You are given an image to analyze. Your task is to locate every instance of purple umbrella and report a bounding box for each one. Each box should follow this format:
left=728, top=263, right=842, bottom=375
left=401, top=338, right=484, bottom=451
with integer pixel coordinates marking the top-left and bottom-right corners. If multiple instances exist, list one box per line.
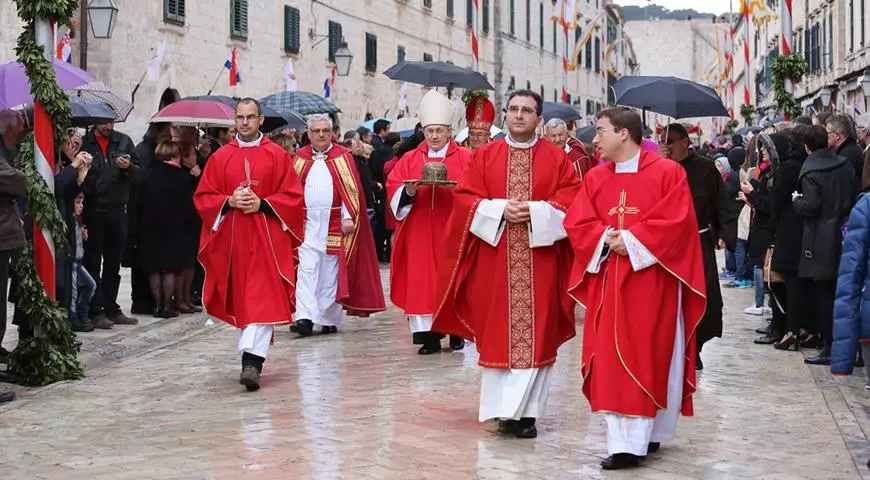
left=0, top=59, right=92, bottom=109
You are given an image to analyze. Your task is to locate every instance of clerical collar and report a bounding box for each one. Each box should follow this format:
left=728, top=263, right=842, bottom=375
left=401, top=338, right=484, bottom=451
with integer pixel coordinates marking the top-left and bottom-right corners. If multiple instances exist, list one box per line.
left=614, top=149, right=641, bottom=173
left=506, top=134, right=538, bottom=149
left=563, top=143, right=571, bottom=154
left=236, top=133, right=263, bottom=148
left=428, top=143, right=449, bottom=158
left=313, top=144, right=333, bottom=157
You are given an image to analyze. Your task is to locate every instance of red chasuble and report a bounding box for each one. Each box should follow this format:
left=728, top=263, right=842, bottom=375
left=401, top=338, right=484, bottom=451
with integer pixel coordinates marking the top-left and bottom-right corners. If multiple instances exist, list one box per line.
left=194, top=137, right=304, bottom=329
left=386, top=140, right=472, bottom=315
left=293, top=143, right=386, bottom=315
left=567, top=137, right=594, bottom=180
left=564, top=150, right=707, bottom=418
left=432, top=139, right=580, bottom=368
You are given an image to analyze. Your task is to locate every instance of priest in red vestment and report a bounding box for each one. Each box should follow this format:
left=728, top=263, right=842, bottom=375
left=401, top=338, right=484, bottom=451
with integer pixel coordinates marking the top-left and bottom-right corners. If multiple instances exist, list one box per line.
left=433, top=90, right=581, bottom=439
left=465, top=96, right=496, bottom=151
left=544, top=118, right=593, bottom=180
left=194, top=98, right=305, bottom=392
left=387, top=90, right=472, bottom=354
left=289, top=114, right=385, bottom=337
left=564, top=107, right=706, bottom=470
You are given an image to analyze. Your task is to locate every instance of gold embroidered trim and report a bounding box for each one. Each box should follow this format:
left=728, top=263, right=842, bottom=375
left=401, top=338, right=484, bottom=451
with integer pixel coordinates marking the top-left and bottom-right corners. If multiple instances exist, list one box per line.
left=506, top=146, right=535, bottom=369
left=326, top=234, right=342, bottom=248
left=330, top=153, right=361, bottom=259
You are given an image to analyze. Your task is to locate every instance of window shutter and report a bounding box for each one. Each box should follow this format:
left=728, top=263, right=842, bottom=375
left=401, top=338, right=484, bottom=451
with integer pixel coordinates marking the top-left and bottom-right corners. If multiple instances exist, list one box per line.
left=365, top=33, right=378, bottom=72
left=398, top=45, right=406, bottom=63
left=467, top=0, right=473, bottom=27
left=231, top=0, right=249, bottom=40
left=284, top=6, right=300, bottom=53
left=328, top=21, right=342, bottom=62
left=423, top=53, right=433, bottom=62
left=482, top=0, right=490, bottom=33
left=447, top=0, right=454, bottom=18
left=423, top=0, right=432, bottom=8
left=164, top=0, right=185, bottom=24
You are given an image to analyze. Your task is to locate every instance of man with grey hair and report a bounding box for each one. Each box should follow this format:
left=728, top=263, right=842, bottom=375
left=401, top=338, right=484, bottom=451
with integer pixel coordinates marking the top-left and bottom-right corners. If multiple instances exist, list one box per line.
left=826, top=114, right=864, bottom=190
left=543, top=117, right=592, bottom=179
left=856, top=114, right=870, bottom=190
left=290, top=115, right=385, bottom=337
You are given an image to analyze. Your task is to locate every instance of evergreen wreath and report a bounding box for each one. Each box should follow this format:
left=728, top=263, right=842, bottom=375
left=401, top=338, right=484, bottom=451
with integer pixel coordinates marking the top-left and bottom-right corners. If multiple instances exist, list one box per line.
left=739, top=104, right=755, bottom=126
left=772, top=54, right=808, bottom=120
left=9, top=0, right=84, bottom=386
left=462, top=89, right=489, bottom=107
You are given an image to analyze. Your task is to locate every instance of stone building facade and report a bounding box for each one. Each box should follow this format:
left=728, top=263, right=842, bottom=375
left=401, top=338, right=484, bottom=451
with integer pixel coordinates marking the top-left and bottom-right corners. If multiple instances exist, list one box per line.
left=1, top=0, right=636, bottom=139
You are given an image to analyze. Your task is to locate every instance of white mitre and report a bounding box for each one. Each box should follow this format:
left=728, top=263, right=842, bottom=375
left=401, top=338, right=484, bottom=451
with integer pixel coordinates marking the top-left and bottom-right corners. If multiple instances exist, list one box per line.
left=417, top=90, right=455, bottom=128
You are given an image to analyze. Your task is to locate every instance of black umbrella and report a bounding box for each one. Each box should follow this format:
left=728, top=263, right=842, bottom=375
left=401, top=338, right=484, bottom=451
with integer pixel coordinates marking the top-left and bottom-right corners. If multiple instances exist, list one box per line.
left=542, top=102, right=582, bottom=122
left=383, top=61, right=494, bottom=90
left=183, top=95, right=306, bottom=132
left=612, top=76, right=728, bottom=119
left=575, top=124, right=596, bottom=143
left=68, top=97, right=116, bottom=127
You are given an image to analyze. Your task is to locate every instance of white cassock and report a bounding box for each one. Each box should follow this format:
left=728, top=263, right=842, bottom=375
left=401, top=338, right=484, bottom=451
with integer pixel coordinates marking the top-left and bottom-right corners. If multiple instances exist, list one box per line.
left=295, top=147, right=351, bottom=328
left=389, top=143, right=449, bottom=334
left=589, top=152, right=686, bottom=456
left=467, top=135, right=569, bottom=422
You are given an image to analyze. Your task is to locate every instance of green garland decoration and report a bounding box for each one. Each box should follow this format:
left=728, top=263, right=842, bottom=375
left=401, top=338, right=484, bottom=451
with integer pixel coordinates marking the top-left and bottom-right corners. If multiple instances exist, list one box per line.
left=462, top=89, right=489, bottom=106
left=772, top=54, right=808, bottom=120
left=9, top=0, right=84, bottom=386
left=723, top=119, right=739, bottom=135
left=739, top=104, right=755, bottom=126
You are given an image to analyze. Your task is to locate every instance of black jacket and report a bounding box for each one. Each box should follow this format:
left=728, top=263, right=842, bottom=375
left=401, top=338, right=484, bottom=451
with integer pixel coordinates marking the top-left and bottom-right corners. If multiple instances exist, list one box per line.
left=81, top=129, right=140, bottom=210
left=746, top=165, right=774, bottom=266
left=369, top=136, right=393, bottom=185
left=353, top=154, right=376, bottom=210
left=793, top=148, right=856, bottom=279
left=769, top=160, right=803, bottom=273
left=835, top=138, right=864, bottom=191
left=0, top=141, right=27, bottom=251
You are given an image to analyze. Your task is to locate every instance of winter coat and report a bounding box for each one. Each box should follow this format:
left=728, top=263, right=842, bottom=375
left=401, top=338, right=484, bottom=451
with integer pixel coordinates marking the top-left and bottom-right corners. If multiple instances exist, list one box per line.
left=81, top=129, right=140, bottom=210
left=793, top=148, right=857, bottom=280
left=769, top=160, right=803, bottom=272
left=835, top=138, right=864, bottom=193
left=0, top=141, right=27, bottom=251
left=746, top=164, right=773, bottom=267
left=831, top=194, right=870, bottom=375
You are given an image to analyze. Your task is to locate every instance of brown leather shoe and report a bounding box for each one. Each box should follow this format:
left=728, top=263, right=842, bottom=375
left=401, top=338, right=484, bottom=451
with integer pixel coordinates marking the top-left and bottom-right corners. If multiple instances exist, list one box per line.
left=91, top=313, right=114, bottom=330
left=109, top=312, right=139, bottom=325
left=239, top=366, right=260, bottom=391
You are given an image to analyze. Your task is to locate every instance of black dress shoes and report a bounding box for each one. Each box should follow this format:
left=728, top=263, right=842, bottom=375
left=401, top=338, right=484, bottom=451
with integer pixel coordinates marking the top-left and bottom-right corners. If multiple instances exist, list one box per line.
left=449, top=335, right=465, bottom=351
left=417, top=341, right=442, bottom=355
left=292, top=319, right=314, bottom=336
left=601, top=453, right=641, bottom=470
left=513, top=418, right=537, bottom=438
left=805, top=346, right=832, bottom=366
left=239, top=366, right=261, bottom=391
left=0, top=391, right=14, bottom=404
left=321, top=326, right=338, bottom=334
left=497, top=419, right=516, bottom=433
left=754, top=333, right=779, bottom=345
left=695, top=353, right=704, bottom=371
left=647, top=442, right=660, bottom=453
left=755, top=324, right=772, bottom=335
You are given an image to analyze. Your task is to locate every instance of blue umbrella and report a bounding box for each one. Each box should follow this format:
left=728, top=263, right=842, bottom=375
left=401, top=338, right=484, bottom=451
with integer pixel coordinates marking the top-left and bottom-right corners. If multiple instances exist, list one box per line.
left=612, top=76, right=729, bottom=119
left=360, top=117, right=395, bottom=130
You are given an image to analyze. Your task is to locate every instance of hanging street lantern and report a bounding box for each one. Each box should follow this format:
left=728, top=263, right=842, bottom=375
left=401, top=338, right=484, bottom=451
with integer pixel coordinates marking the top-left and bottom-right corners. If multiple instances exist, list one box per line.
left=87, top=0, right=120, bottom=39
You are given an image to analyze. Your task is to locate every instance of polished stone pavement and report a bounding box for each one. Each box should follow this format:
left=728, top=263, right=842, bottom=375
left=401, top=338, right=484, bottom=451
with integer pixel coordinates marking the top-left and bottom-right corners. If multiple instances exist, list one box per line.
left=0, top=268, right=868, bottom=479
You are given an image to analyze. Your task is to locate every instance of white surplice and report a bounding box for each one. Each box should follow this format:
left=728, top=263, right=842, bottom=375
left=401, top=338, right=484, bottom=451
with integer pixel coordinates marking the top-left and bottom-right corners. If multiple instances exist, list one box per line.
left=592, top=150, right=686, bottom=456
left=295, top=145, right=351, bottom=327
left=238, top=324, right=274, bottom=359
left=472, top=134, right=567, bottom=422
left=389, top=143, right=449, bottom=334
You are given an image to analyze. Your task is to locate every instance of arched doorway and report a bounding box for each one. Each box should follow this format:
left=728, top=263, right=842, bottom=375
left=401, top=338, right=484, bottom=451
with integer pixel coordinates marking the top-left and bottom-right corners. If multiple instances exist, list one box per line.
left=159, top=88, right=180, bottom=109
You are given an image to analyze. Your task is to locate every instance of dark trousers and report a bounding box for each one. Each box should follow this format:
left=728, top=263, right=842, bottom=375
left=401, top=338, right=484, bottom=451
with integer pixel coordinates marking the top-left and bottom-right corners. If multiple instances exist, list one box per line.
left=810, top=279, right=837, bottom=348
left=373, top=202, right=390, bottom=261
left=130, top=267, right=152, bottom=308
left=83, top=208, right=126, bottom=318
left=0, top=250, right=11, bottom=346
left=769, top=281, right=787, bottom=336
left=783, top=274, right=812, bottom=335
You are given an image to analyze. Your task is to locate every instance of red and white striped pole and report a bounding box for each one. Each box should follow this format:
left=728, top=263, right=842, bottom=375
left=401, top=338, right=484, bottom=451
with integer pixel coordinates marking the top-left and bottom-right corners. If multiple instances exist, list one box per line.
left=33, top=18, right=56, bottom=299
left=781, top=0, right=793, bottom=120
left=562, top=22, right=569, bottom=103
left=743, top=1, right=751, bottom=107
left=471, top=0, right=479, bottom=71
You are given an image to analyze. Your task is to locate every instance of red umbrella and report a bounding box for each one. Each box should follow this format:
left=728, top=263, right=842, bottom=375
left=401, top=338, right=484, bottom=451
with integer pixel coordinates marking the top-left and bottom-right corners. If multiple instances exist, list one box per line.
left=149, top=99, right=235, bottom=126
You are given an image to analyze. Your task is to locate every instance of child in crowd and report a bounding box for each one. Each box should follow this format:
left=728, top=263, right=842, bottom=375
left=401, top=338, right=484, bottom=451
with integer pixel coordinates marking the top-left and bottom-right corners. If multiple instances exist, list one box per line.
left=71, top=193, right=96, bottom=329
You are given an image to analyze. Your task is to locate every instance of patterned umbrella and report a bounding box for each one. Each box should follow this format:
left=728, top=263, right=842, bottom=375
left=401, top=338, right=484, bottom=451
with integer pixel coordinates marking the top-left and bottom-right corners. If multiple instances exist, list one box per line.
left=184, top=95, right=306, bottom=132
left=260, top=91, right=341, bottom=115
left=68, top=98, right=116, bottom=127
left=67, top=82, right=133, bottom=122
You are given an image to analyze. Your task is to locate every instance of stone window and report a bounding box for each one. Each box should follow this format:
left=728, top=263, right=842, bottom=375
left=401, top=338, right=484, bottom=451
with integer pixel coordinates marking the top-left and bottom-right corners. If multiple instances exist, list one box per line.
left=539, top=3, right=544, bottom=47
left=447, top=0, right=454, bottom=19
left=164, top=0, right=185, bottom=25
left=594, top=36, right=600, bottom=73
left=365, top=33, right=378, bottom=72
left=423, top=53, right=433, bottom=62
left=467, top=0, right=473, bottom=27
left=482, top=0, right=490, bottom=33
left=525, top=0, right=531, bottom=41
left=283, top=6, right=300, bottom=54
left=397, top=45, right=406, bottom=63
left=423, top=0, right=432, bottom=9
left=328, top=21, right=342, bottom=63
left=552, top=20, right=557, bottom=54
left=230, top=0, right=248, bottom=41
left=509, top=0, right=515, bottom=35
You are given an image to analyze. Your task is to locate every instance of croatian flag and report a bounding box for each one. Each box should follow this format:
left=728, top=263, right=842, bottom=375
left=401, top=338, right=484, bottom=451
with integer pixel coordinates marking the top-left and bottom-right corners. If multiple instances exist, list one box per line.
left=323, top=66, right=335, bottom=98
left=224, top=48, right=241, bottom=86
left=56, top=30, right=72, bottom=63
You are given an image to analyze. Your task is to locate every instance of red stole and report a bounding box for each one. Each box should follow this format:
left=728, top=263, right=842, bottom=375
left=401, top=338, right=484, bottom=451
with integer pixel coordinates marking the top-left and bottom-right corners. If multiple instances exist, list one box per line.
left=432, top=139, right=581, bottom=368
left=294, top=144, right=386, bottom=315
left=386, top=140, right=472, bottom=314
left=564, top=150, right=707, bottom=418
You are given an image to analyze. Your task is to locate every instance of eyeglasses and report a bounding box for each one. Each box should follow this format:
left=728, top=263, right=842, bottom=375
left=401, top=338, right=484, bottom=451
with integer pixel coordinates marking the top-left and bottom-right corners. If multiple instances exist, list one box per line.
left=309, top=128, right=331, bottom=135
left=235, top=114, right=261, bottom=122
left=507, top=105, right=538, bottom=115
